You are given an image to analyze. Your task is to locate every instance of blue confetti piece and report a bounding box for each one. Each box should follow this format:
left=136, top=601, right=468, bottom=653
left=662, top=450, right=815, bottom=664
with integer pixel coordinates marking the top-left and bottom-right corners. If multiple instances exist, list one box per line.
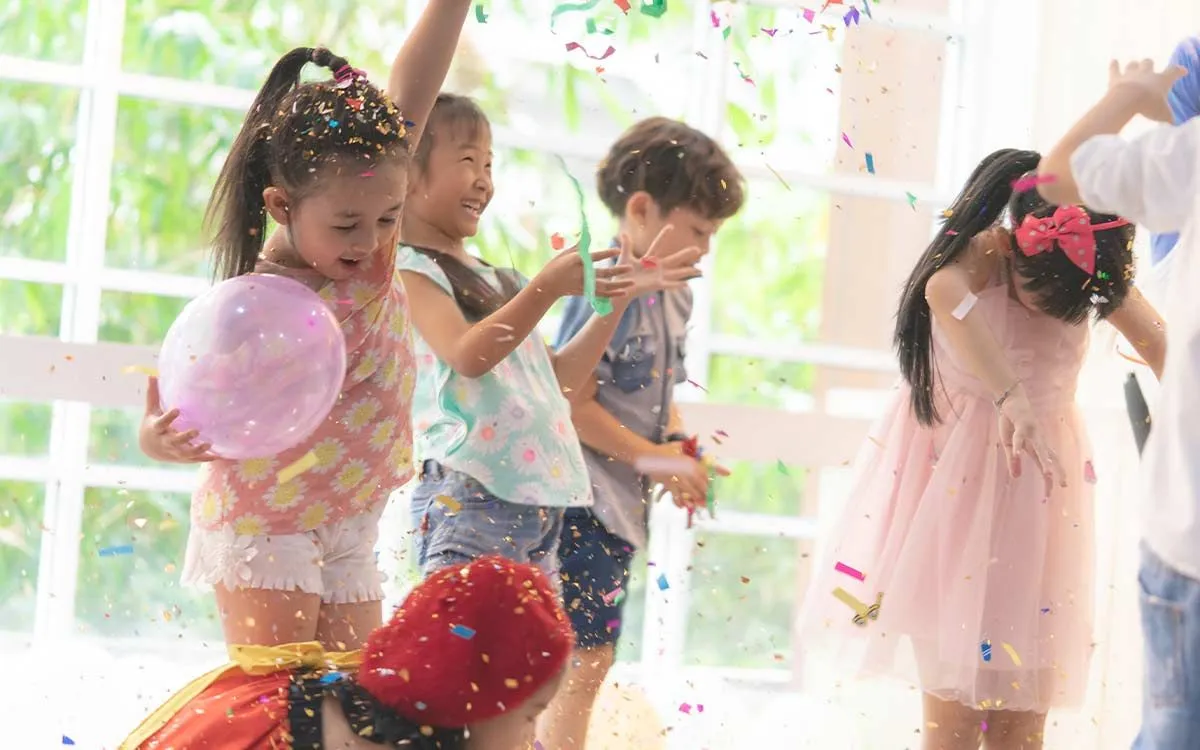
left=451, top=624, right=476, bottom=640
left=980, top=639, right=992, bottom=662
left=62, top=737, right=76, bottom=746
left=319, top=671, right=345, bottom=685
left=98, top=544, right=133, bottom=557
left=865, top=152, right=875, bottom=174
left=657, top=574, right=670, bottom=591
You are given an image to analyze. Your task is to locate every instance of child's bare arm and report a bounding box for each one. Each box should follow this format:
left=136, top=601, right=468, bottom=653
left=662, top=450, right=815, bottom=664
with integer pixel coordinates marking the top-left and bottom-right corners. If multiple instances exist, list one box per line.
left=386, top=0, right=472, bottom=150
left=1107, top=286, right=1167, bottom=380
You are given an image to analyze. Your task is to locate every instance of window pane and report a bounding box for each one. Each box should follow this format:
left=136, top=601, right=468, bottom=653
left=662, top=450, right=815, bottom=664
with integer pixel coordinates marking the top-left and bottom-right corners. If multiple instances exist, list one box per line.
left=0, top=83, right=78, bottom=261
left=724, top=14, right=949, bottom=183
left=706, top=355, right=814, bottom=410
left=712, top=181, right=827, bottom=342
left=714, top=460, right=807, bottom=516
left=0, top=481, right=45, bottom=632
left=122, top=0, right=411, bottom=87
left=89, top=407, right=158, bottom=467
left=105, top=97, right=240, bottom=277
left=0, top=402, right=53, bottom=457
left=0, top=280, right=63, bottom=336
left=76, top=487, right=220, bottom=640
left=0, top=0, right=88, bottom=63
left=684, top=532, right=806, bottom=669
left=98, top=290, right=189, bottom=345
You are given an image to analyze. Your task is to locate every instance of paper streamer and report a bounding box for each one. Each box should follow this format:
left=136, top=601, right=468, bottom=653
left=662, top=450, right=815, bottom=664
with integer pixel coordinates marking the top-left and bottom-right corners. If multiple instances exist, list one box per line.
left=951, top=291, right=978, bottom=320
left=277, top=451, right=318, bottom=484
left=565, top=41, right=616, bottom=60
left=550, top=0, right=601, bottom=29
left=558, top=156, right=612, bottom=316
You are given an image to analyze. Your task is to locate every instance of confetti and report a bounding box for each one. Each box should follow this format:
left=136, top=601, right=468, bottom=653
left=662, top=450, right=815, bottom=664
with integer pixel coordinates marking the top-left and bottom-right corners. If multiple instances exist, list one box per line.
left=605, top=618, right=621, bottom=630
left=535, top=743, right=546, bottom=750
left=504, top=678, right=519, bottom=689
left=122, top=364, right=159, bottom=377
left=99, top=544, right=134, bottom=557
left=436, top=494, right=463, bottom=514
left=474, top=4, right=488, bottom=22
left=679, top=702, right=693, bottom=714
left=834, top=561, right=865, bottom=581
left=861, top=0, right=873, bottom=18
left=844, top=7, right=860, bottom=25
left=951, top=292, right=978, bottom=320
left=613, top=0, right=630, bottom=12
left=1001, top=642, right=1022, bottom=666
left=1011, top=174, right=1056, bottom=193
left=906, top=192, right=918, bottom=209
left=832, top=587, right=869, bottom=617
left=451, top=624, right=476, bottom=640
left=980, top=639, right=992, bottom=662
left=865, top=152, right=875, bottom=174
left=565, top=41, right=616, bottom=60
left=558, top=156, right=611, bottom=316
left=62, top=738, right=76, bottom=746
left=1083, top=460, right=1097, bottom=484
left=733, top=61, right=755, bottom=85
left=550, top=0, right=600, bottom=29
left=841, top=131, right=853, bottom=149
left=277, top=451, right=318, bottom=484
left=657, top=573, right=670, bottom=590
left=802, top=8, right=815, bottom=22
left=777, top=460, right=789, bottom=474
left=981, top=720, right=989, bottom=733
left=639, top=0, right=667, bottom=18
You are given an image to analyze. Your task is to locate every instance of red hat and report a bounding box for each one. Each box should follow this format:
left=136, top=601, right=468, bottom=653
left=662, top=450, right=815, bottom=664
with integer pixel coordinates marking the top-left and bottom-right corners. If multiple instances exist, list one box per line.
left=356, top=556, right=573, bottom=728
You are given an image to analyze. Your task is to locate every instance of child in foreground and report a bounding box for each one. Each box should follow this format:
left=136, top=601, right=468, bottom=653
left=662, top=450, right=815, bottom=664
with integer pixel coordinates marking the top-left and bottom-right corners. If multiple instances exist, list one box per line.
left=1038, top=57, right=1200, bottom=750
left=798, top=147, right=1165, bottom=750
left=539, top=116, right=744, bottom=748
left=120, top=556, right=571, bottom=749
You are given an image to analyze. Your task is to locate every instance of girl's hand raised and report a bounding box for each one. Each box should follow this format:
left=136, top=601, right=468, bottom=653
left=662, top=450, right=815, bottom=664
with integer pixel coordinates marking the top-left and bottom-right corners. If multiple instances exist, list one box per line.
left=614, top=225, right=704, bottom=297
left=535, top=246, right=634, bottom=299
left=997, top=392, right=1066, bottom=497
left=1107, top=59, right=1187, bottom=123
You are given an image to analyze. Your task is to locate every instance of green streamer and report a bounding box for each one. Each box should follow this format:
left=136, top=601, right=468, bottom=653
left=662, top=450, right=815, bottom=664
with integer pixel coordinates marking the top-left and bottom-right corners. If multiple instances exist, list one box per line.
left=550, top=0, right=602, bottom=29
left=558, top=156, right=612, bottom=317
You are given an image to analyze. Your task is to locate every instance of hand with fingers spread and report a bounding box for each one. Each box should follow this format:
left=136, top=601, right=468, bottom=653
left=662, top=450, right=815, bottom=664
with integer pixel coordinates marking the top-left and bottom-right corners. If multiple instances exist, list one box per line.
left=613, top=225, right=704, bottom=297
left=996, top=383, right=1066, bottom=497
left=139, top=377, right=219, bottom=463
left=1107, top=58, right=1188, bottom=123
left=533, top=244, right=634, bottom=300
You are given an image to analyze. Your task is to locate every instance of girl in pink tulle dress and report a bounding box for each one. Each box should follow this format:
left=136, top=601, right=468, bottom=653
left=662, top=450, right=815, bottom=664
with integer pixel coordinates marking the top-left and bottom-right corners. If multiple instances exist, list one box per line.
left=799, top=149, right=1167, bottom=750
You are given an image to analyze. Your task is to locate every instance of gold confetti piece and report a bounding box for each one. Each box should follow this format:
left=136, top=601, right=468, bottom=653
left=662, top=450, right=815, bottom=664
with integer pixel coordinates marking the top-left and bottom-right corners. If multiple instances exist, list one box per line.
left=832, top=587, right=869, bottom=617
left=122, top=364, right=159, bottom=377
left=1001, top=642, right=1022, bottom=666
left=277, top=451, right=318, bottom=484
left=436, top=494, right=462, bottom=513
left=504, top=678, right=519, bottom=689
left=399, top=668, right=410, bottom=682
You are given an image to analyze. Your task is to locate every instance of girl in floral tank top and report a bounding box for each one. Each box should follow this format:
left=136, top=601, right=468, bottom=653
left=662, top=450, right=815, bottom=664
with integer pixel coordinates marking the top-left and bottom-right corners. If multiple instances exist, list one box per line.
left=137, top=1, right=474, bottom=652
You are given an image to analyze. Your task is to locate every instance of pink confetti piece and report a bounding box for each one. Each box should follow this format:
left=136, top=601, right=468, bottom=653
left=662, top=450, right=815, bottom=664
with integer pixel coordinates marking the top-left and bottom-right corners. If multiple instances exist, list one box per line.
left=716, top=429, right=729, bottom=437
left=1011, top=174, right=1057, bottom=193
left=834, top=561, right=865, bottom=581
left=710, top=10, right=720, bottom=27
left=1083, top=460, right=1097, bottom=484
left=565, top=42, right=616, bottom=60
left=981, top=720, right=989, bottom=732
left=803, top=8, right=815, bottom=22
left=842, top=131, right=854, bottom=149
left=679, top=703, right=692, bottom=714
left=734, top=61, right=755, bottom=85
left=762, top=27, right=778, bottom=36
left=606, top=618, right=621, bottom=630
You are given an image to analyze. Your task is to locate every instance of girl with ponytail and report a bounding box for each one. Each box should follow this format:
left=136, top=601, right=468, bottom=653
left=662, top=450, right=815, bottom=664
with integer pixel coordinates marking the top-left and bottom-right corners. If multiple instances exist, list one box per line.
left=798, top=148, right=1166, bottom=749
left=136, top=0, right=475, bottom=653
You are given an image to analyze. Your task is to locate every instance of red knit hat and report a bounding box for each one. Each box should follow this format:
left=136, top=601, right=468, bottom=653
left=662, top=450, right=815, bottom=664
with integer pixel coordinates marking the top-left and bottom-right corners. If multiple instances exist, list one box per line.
left=356, top=556, right=573, bottom=728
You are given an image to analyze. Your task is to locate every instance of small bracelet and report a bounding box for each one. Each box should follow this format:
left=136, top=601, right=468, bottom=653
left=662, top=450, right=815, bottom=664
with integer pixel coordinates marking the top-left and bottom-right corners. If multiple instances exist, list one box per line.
left=994, top=380, right=1021, bottom=410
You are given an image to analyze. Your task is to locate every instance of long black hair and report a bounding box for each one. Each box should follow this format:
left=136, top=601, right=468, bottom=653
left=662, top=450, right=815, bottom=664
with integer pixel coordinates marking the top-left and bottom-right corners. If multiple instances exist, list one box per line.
left=895, top=148, right=1135, bottom=425
left=407, top=93, right=519, bottom=321
left=205, top=47, right=410, bottom=281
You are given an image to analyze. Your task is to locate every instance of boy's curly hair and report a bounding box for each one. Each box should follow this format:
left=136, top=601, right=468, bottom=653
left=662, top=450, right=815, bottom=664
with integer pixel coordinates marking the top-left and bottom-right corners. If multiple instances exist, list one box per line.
left=596, top=117, right=745, bottom=221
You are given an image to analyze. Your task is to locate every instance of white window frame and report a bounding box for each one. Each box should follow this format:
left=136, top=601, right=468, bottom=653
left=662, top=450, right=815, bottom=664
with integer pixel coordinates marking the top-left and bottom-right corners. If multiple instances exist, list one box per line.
left=0, top=0, right=1027, bottom=697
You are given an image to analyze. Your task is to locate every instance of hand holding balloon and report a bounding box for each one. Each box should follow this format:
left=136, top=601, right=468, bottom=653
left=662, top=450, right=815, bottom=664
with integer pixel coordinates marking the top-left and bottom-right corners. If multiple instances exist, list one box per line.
left=139, top=377, right=219, bottom=463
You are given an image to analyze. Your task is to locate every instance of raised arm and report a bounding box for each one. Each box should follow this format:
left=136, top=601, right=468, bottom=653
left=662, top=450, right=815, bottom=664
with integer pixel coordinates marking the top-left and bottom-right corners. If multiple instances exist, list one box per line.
left=1107, top=287, right=1167, bottom=380
left=386, top=0, right=473, bottom=150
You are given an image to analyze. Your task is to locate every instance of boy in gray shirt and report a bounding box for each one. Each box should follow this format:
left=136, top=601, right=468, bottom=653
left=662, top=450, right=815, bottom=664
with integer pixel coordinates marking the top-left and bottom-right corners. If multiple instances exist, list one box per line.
left=538, top=117, right=745, bottom=747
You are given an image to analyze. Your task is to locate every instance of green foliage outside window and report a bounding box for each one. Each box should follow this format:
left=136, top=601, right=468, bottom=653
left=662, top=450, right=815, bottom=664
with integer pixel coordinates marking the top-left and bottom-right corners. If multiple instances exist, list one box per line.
left=0, top=0, right=841, bottom=671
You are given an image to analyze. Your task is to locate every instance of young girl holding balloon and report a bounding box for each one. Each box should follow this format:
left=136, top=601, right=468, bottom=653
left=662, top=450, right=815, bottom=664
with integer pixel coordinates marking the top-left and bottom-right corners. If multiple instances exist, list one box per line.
left=396, top=94, right=703, bottom=582
left=797, top=148, right=1165, bottom=750
left=139, top=0, right=474, bottom=652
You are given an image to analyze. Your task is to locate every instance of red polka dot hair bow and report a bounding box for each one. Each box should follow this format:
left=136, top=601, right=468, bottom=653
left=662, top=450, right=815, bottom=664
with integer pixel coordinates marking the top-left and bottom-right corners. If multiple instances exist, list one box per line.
left=1013, top=205, right=1129, bottom=276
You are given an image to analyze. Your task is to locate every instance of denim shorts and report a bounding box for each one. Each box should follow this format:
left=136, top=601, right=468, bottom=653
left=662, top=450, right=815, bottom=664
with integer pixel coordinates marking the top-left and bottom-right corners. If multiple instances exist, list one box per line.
left=558, top=507, right=635, bottom=648
left=1132, top=543, right=1200, bottom=749
left=409, top=460, right=564, bottom=589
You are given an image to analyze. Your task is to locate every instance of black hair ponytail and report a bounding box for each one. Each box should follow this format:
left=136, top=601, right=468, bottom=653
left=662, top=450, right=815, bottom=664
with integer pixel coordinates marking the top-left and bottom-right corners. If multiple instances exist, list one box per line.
left=894, top=148, right=1041, bottom=425
left=408, top=246, right=520, bottom=321
left=205, top=47, right=407, bottom=281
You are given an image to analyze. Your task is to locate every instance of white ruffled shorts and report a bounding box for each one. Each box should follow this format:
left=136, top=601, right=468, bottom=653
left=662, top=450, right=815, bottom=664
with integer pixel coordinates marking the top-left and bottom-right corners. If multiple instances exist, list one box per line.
left=181, top=505, right=387, bottom=605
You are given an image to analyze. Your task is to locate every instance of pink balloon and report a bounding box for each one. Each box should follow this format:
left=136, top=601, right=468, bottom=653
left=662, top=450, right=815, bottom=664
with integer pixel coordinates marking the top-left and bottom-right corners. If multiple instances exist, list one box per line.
left=158, top=274, right=347, bottom=460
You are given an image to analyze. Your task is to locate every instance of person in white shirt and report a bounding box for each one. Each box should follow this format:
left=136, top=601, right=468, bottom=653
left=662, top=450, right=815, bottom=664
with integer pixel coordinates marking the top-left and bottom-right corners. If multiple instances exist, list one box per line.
left=1039, top=59, right=1200, bottom=749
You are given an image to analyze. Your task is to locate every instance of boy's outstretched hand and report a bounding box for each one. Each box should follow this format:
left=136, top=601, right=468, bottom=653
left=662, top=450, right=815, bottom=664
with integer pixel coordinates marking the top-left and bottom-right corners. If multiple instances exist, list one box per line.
left=1108, top=59, right=1188, bottom=123
left=615, top=225, right=704, bottom=297
left=139, top=377, right=218, bottom=463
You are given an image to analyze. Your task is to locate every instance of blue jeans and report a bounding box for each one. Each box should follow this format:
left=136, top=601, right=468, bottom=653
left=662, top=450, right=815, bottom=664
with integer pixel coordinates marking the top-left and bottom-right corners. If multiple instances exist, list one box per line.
left=409, top=460, right=564, bottom=587
left=558, top=507, right=634, bottom=648
left=1133, top=543, right=1200, bottom=749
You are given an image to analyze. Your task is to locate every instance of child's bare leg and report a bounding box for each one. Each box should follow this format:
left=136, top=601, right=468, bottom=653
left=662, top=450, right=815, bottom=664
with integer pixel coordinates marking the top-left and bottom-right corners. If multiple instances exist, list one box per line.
left=537, top=643, right=615, bottom=747
left=922, top=693, right=985, bottom=750
left=215, top=584, right=321, bottom=645
left=317, top=600, right=383, bottom=652
left=983, top=709, right=1047, bottom=750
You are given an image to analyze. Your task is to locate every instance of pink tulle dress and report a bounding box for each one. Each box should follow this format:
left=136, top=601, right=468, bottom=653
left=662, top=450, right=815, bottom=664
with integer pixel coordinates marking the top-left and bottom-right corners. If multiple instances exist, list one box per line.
left=799, top=279, right=1095, bottom=714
